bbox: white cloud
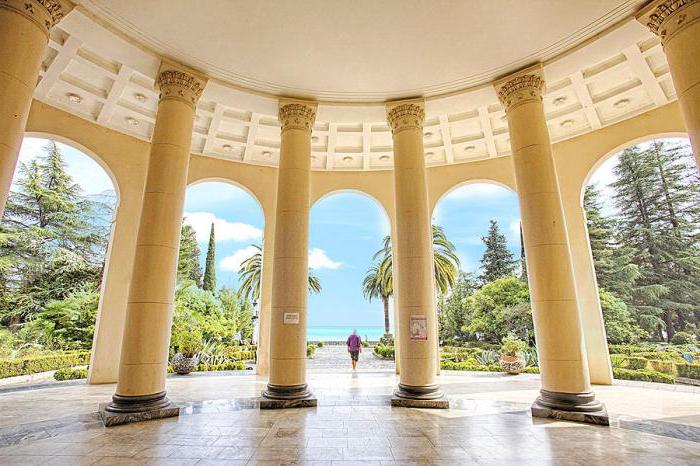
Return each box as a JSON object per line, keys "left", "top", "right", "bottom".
{"left": 509, "top": 218, "right": 521, "bottom": 239}
{"left": 183, "top": 211, "right": 262, "bottom": 243}
{"left": 308, "top": 248, "right": 343, "bottom": 270}
{"left": 444, "top": 183, "right": 511, "bottom": 200}
{"left": 220, "top": 245, "right": 259, "bottom": 272}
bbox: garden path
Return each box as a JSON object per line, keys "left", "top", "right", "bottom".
{"left": 307, "top": 344, "right": 395, "bottom": 373}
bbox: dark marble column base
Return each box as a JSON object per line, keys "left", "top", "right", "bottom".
{"left": 259, "top": 383, "right": 317, "bottom": 409}
{"left": 391, "top": 383, "right": 449, "bottom": 409}
{"left": 531, "top": 389, "right": 609, "bottom": 426}
{"left": 98, "top": 401, "right": 180, "bottom": 427}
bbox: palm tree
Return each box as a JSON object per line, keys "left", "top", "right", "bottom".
{"left": 368, "top": 224, "right": 460, "bottom": 299}
{"left": 362, "top": 260, "right": 393, "bottom": 337}
{"left": 238, "top": 243, "right": 322, "bottom": 302}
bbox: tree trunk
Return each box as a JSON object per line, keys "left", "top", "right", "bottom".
{"left": 383, "top": 297, "right": 390, "bottom": 335}
{"left": 664, "top": 310, "right": 675, "bottom": 342}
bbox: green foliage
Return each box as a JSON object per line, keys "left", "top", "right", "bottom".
{"left": 53, "top": 367, "right": 88, "bottom": 380}
{"left": 648, "top": 360, "right": 675, "bottom": 375}
{"left": 671, "top": 331, "right": 694, "bottom": 345}
{"left": 500, "top": 335, "right": 527, "bottom": 356}
{"left": 196, "top": 361, "right": 245, "bottom": 372}
{"left": 466, "top": 276, "right": 533, "bottom": 342}
{"left": 0, "top": 351, "right": 90, "bottom": 379}
{"left": 202, "top": 223, "right": 216, "bottom": 292}
{"left": 171, "top": 324, "right": 203, "bottom": 358}
{"left": 599, "top": 289, "right": 645, "bottom": 344}
{"left": 479, "top": 219, "right": 517, "bottom": 284}
{"left": 613, "top": 368, "right": 675, "bottom": 384}
{"left": 676, "top": 363, "right": 700, "bottom": 379}
{"left": 373, "top": 345, "right": 394, "bottom": 359}
{"left": 438, "top": 272, "right": 478, "bottom": 342}
{"left": 177, "top": 223, "right": 201, "bottom": 286}
{"left": 475, "top": 349, "right": 499, "bottom": 366}
{"left": 306, "top": 343, "right": 316, "bottom": 358}
{"left": 317, "top": 341, "right": 324, "bottom": 348}
{"left": 441, "top": 360, "right": 501, "bottom": 372}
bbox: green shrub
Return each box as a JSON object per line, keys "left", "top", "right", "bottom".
{"left": 613, "top": 368, "right": 675, "bottom": 384}
{"left": 441, "top": 360, "right": 501, "bottom": 372}
{"left": 362, "top": 340, "right": 370, "bottom": 348}
{"left": 196, "top": 361, "right": 245, "bottom": 372}
{"left": 171, "top": 325, "right": 203, "bottom": 358}
{"left": 523, "top": 366, "right": 540, "bottom": 374}
{"left": 671, "top": 332, "right": 695, "bottom": 345}
{"left": 53, "top": 367, "right": 88, "bottom": 381}
{"left": 0, "top": 351, "right": 91, "bottom": 379}
{"left": 317, "top": 341, "right": 324, "bottom": 348}
{"left": 624, "top": 356, "right": 648, "bottom": 370}
{"left": 676, "top": 364, "right": 700, "bottom": 380}
{"left": 648, "top": 360, "right": 675, "bottom": 375}
{"left": 307, "top": 344, "right": 316, "bottom": 358}
{"left": 609, "top": 344, "right": 651, "bottom": 355}
{"left": 373, "top": 345, "right": 394, "bottom": 359}
{"left": 500, "top": 336, "right": 527, "bottom": 356}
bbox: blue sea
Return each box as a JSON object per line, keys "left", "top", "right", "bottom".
{"left": 307, "top": 326, "right": 385, "bottom": 341}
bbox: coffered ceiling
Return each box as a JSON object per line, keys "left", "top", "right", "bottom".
{"left": 35, "top": 2, "right": 674, "bottom": 171}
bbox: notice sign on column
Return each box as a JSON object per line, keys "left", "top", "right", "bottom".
{"left": 283, "top": 312, "right": 300, "bottom": 324}
{"left": 409, "top": 315, "right": 428, "bottom": 341}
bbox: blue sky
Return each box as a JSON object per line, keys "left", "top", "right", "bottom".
{"left": 14, "top": 136, "right": 636, "bottom": 332}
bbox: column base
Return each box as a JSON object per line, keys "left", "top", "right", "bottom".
{"left": 531, "top": 389, "right": 609, "bottom": 426}
{"left": 260, "top": 383, "right": 317, "bottom": 409}
{"left": 391, "top": 383, "right": 449, "bottom": 409}
{"left": 99, "top": 391, "right": 180, "bottom": 427}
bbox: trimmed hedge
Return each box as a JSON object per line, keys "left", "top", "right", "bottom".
{"left": 613, "top": 368, "right": 675, "bottom": 384}
{"left": 196, "top": 361, "right": 245, "bottom": 371}
{"left": 0, "top": 351, "right": 91, "bottom": 379}
{"left": 441, "top": 360, "right": 501, "bottom": 372}
{"left": 676, "top": 364, "right": 700, "bottom": 380}
{"left": 373, "top": 345, "right": 394, "bottom": 359}
{"left": 54, "top": 367, "right": 88, "bottom": 381}
{"left": 648, "top": 360, "right": 675, "bottom": 375}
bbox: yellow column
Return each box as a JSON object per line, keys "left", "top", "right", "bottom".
{"left": 386, "top": 100, "right": 446, "bottom": 408}
{"left": 101, "top": 61, "right": 207, "bottom": 424}
{"left": 0, "top": 0, "right": 65, "bottom": 218}
{"left": 261, "top": 100, "right": 317, "bottom": 408}
{"left": 494, "top": 65, "right": 607, "bottom": 424}
{"left": 638, "top": 0, "right": 700, "bottom": 167}
{"left": 256, "top": 207, "right": 276, "bottom": 377}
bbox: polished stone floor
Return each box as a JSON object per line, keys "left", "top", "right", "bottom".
{"left": 0, "top": 357, "right": 698, "bottom": 464}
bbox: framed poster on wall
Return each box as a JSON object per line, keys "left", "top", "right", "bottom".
{"left": 409, "top": 315, "right": 428, "bottom": 341}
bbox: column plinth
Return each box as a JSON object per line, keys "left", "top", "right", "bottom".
{"left": 0, "top": 0, "right": 66, "bottom": 218}
{"left": 386, "top": 100, "right": 447, "bottom": 409}
{"left": 638, "top": 0, "right": 700, "bottom": 168}
{"left": 494, "top": 65, "right": 607, "bottom": 426}
{"left": 260, "top": 100, "right": 317, "bottom": 410}
{"left": 100, "top": 62, "right": 207, "bottom": 426}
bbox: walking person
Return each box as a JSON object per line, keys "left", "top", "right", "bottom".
{"left": 346, "top": 329, "right": 362, "bottom": 371}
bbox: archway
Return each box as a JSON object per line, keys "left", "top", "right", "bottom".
{"left": 582, "top": 135, "right": 699, "bottom": 350}
{"left": 0, "top": 136, "right": 118, "bottom": 383}
{"left": 167, "top": 180, "right": 265, "bottom": 375}
{"left": 431, "top": 181, "right": 533, "bottom": 372}
{"left": 307, "top": 190, "right": 393, "bottom": 371}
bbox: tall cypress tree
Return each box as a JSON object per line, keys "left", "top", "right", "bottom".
{"left": 177, "top": 222, "right": 202, "bottom": 286}
{"left": 202, "top": 222, "right": 216, "bottom": 292}
{"left": 479, "top": 219, "right": 517, "bottom": 284}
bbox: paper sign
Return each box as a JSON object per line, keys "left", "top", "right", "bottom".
{"left": 283, "top": 312, "right": 300, "bottom": 324}
{"left": 409, "top": 315, "right": 428, "bottom": 341}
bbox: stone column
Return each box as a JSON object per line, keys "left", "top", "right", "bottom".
{"left": 386, "top": 100, "right": 447, "bottom": 408}
{"left": 494, "top": 64, "right": 607, "bottom": 425}
{"left": 0, "top": 0, "right": 65, "bottom": 218}
{"left": 638, "top": 0, "right": 700, "bottom": 168}
{"left": 100, "top": 61, "right": 207, "bottom": 426}
{"left": 260, "top": 100, "right": 317, "bottom": 408}
{"left": 256, "top": 208, "right": 276, "bottom": 377}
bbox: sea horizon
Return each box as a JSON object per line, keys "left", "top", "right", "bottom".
{"left": 306, "top": 326, "right": 387, "bottom": 341}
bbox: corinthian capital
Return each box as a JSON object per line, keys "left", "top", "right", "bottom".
{"left": 493, "top": 64, "right": 545, "bottom": 112}
{"left": 278, "top": 100, "right": 317, "bottom": 133}
{"left": 386, "top": 100, "right": 425, "bottom": 134}
{"left": 1, "top": 0, "right": 66, "bottom": 36}
{"left": 637, "top": 0, "right": 700, "bottom": 43}
{"left": 156, "top": 61, "right": 208, "bottom": 109}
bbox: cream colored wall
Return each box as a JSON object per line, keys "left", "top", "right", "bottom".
{"left": 25, "top": 100, "right": 149, "bottom": 384}
{"left": 22, "top": 99, "right": 687, "bottom": 385}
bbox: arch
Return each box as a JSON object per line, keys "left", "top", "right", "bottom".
{"left": 23, "top": 132, "right": 122, "bottom": 207}
{"left": 431, "top": 178, "right": 517, "bottom": 218}
{"left": 579, "top": 132, "right": 690, "bottom": 206}
{"left": 186, "top": 176, "right": 267, "bottom": 226}
{"left": 311, "top": 188, "right": 392, "bottom": 227}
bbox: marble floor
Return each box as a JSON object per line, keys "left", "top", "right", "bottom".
{"left": 0, "top": 365, "right": 698, "bottom": 464}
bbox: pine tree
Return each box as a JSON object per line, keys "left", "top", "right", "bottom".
{"left": 177, "top": 222, "right": 201, "bottom": 286}
{"left": 202, "top": 222, "right": 216, "bottom": 292}
{"left": 519, "top": 223, "right": 528, "bottom": 283}
{"left": 479, "top": 219, "right": 517, "bottom": 284}
{"left": 0, "top": 142, "right": 107, "bottom": 323}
